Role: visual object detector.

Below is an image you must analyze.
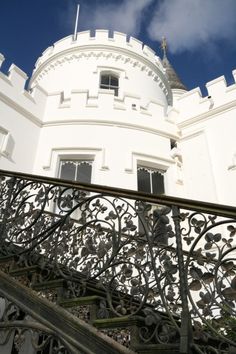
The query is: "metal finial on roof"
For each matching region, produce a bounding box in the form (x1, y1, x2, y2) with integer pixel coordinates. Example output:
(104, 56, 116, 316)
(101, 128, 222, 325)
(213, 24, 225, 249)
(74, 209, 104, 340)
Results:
(161, 37, 167, 57)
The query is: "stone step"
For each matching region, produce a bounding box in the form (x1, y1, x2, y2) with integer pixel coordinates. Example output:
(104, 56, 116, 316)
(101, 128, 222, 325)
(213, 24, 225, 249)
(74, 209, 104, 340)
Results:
(94, 316, 143, 349)
(135, 344, 179, 354)
(0, 254, 15, 263)
(59, 294, 104, 307)
(32, 278, 66, 290)
(94, 316, 143, 329)
(60, 295, 105, 323)
(9, 264, 39, 276)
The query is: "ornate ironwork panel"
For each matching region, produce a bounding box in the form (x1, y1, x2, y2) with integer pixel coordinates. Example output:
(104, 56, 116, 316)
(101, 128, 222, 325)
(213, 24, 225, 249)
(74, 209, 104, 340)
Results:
(0, 170, 236, 353)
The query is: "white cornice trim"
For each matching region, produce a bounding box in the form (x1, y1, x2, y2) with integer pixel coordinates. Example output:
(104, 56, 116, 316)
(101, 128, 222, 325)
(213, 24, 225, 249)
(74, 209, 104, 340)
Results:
(42, 146, 108, 171)
(125, 151, 174, 173)
(178, 99, 236, 129)
(180, 129, 204, 141)
(42, 118, 179, 140)
(0, 92, 42, 127)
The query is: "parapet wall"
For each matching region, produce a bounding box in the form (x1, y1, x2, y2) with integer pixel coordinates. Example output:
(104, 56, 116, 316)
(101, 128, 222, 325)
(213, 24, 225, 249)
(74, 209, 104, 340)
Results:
(43, 88, 170, 123)
(0, 52, 172, 129)
(34, 30, 163, 72)
(29, 30, 172, 107)
(0, 55, 47, 124)
(0, 49, 235, 131)
(176, 70, 236, 124)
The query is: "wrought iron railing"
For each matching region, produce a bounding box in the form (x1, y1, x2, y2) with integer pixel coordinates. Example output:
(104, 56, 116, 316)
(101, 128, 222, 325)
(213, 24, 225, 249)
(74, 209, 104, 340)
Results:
(0, 169, 236, 353)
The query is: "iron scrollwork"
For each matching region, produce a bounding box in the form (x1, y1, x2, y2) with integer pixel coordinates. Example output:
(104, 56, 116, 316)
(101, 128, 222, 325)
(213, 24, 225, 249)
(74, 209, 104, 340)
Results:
(0, 171, 236, 352)
(0, 293, 70, 353)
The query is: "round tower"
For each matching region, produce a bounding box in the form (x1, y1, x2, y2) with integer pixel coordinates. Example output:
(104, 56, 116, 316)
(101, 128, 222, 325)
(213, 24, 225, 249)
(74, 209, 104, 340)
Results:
(32, 30, 181, 196)
(30, 30, 172, 107)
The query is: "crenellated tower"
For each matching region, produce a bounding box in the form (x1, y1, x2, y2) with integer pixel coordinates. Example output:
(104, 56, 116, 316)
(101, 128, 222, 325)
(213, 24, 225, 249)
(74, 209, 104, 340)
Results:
(0, 30, 235, 205)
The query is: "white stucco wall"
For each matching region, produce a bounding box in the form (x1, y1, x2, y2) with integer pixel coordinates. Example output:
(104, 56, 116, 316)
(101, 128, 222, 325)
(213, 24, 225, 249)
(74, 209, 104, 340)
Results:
(0, 102, 40, 173)
(28, 30, 180, 196)
(176, 71, 236, 205)
(0, 60, 46, 173)
(0, 31, 235, 207)
(33, 124, 177, 193)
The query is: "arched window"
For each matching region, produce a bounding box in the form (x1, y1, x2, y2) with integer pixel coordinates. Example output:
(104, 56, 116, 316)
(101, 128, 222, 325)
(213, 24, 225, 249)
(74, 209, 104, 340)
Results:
(100, 73, 119, 96)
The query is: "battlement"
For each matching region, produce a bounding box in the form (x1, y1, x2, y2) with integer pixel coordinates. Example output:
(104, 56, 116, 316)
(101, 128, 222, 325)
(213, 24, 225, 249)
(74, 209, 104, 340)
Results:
(0, 54, 47, 123)
(34, 30, 163, 71)
(43, 88, 168, 123)
(176, 71, 236, 123)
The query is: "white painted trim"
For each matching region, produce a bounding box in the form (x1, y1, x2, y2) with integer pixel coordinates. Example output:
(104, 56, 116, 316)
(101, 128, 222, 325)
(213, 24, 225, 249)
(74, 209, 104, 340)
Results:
(125, 151, 174, 173)
(42, 147, 109, 172)
(0, 92, 42, 127)
(205, 75, 226, 88)
(178, 100, 236, 129)
(180, 128, 204, 141)
(8, 64, 28, 80)
(41, 119, 179, 140)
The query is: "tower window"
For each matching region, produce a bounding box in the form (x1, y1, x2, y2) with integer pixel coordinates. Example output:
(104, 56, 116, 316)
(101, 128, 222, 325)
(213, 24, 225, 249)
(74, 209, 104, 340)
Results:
(137, 166, 165, 195)
(59, 160, 92, 184)
(100, 74, 119, 96)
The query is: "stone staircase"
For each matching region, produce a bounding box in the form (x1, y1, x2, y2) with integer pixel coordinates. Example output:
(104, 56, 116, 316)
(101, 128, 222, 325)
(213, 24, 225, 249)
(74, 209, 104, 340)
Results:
(0, 252, 180, 354)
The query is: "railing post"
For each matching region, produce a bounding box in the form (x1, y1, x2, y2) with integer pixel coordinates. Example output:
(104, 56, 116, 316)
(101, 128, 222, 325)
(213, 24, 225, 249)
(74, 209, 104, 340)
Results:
(0, 176, 16, 243)
(172, 205, 193, 354)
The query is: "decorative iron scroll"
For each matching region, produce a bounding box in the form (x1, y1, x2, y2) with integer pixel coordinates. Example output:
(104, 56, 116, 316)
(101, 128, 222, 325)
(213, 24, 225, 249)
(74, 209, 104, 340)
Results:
(0, 171, 236, 353)
(0, 293, 70, 353)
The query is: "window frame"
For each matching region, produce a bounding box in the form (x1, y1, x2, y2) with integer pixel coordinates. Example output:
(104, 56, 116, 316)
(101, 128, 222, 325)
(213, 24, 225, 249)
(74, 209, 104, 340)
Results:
(137, 165, 165, 195)
(58, 159, 93, 184)
(100, 72, 119, 97)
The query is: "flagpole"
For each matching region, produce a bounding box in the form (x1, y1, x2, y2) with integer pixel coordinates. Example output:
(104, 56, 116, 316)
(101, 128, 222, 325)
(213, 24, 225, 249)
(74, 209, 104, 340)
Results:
(73, 4, 80, 41)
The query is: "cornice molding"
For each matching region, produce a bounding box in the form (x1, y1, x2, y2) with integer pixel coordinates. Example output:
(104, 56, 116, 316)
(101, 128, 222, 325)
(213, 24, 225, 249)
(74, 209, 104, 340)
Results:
(42, 146, 108, 171)
(125, 151, 174, 173)
(180, 129, 204, 142)
(42, 118, 179, 140)
(0, 92, 42, 127)
(29, 45, 172, 105)
(178, 99, 236, 129)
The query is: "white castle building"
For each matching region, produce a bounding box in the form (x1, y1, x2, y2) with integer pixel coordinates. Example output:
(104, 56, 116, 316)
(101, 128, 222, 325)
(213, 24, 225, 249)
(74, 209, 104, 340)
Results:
(0, 30, 236, 206)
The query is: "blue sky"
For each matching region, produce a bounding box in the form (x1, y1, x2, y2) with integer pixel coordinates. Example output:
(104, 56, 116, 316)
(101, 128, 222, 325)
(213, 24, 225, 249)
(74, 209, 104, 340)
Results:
(0, 0, 236, 95)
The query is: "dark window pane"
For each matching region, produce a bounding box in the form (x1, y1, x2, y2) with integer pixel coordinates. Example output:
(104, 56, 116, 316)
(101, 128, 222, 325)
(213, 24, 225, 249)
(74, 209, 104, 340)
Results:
(76, 163, 92, 183)
(114, 87, 119, 96)
(101, 75, 109, 85)
(60, 162, 76, 181)
(138, 169, 151, 193)
(100, 74, 119, 96)
(152, 171, 165, 194)
(110, 77, 118, 86)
